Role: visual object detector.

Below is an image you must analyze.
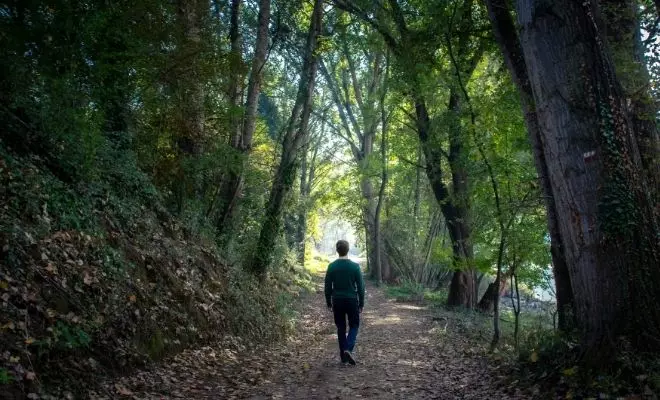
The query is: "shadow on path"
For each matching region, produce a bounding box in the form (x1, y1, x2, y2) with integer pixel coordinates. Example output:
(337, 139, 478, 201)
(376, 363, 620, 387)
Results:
(100, 279, 527, 399)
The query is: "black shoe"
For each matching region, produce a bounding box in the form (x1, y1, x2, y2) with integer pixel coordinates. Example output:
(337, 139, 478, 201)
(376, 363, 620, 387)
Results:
(343, 350, 356, 365)
(340, 352, 348, 364)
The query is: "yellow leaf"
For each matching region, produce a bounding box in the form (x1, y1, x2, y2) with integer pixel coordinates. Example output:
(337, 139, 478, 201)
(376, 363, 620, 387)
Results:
(563, 366, 577, 376)
(25, 337, 35, 345)
(530, 351, 539, 363)
(0, 280, 8, 290)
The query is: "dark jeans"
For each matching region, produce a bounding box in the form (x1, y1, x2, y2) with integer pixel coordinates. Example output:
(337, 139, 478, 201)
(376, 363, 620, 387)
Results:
(332, 298, 360, 358)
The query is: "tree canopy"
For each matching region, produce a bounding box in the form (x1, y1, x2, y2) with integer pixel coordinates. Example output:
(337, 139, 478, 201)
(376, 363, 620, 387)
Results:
(1, 0, 659, 397)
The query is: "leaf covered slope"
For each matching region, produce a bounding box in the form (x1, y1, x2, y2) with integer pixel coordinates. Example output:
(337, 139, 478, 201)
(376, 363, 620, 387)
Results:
(0, 144, 293, 398)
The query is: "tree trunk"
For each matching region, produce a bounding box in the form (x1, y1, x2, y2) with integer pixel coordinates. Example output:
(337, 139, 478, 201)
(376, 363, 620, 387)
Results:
(484, 0, 575, 331)
(511, 271, 521, 350)
(176, 0, 205, 157)
(296, 137, 318, 265)
(374, 57, 390, 285)
(478, 274, 510, 312)
(228, 0, 243, 145)
(216, 0, 271, 235)
(321, 47, 390, 281)
(414, 95, 475, 308)
(601, 0, 659, 201)
(250, 0, 322, 276)
(172, 0, 206, 213)
(360, 134, 377, 275)
(516, 0, 660, 358)
(446, 90, 476, 308)
(413, 144, 422, 256)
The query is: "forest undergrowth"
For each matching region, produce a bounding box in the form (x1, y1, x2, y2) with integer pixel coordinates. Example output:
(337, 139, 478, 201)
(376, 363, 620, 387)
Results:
(0, 143, 310, 399)
(382, 281, 660, 399)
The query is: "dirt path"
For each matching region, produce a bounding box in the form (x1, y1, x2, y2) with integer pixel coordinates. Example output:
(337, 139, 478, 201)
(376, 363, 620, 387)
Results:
(99, 280, 527, 399)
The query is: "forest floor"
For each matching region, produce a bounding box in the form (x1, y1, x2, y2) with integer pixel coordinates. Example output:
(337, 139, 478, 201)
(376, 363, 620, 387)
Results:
(95, 277, 530, 399)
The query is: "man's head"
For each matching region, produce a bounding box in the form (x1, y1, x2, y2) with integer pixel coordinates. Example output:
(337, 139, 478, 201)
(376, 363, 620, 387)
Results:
(336, 240, 349, 257)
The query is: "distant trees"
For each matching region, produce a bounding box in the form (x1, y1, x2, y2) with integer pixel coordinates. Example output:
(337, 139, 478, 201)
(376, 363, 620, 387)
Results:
(333, 0, 493, 308)
(320, 23, 391, 282)
(250, 0, 323, 275)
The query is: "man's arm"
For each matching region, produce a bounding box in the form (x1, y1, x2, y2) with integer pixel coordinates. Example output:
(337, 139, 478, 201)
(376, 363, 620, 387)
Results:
(356, 264, 365, 309)
(324, 265, 333, 308)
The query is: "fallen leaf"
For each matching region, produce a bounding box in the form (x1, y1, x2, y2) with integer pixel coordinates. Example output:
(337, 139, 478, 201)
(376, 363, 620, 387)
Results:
(115, 384, 133, 396)
(530, 351, 538, 363)
(129, 294, 136, 303)
(25, 371, 36, 380)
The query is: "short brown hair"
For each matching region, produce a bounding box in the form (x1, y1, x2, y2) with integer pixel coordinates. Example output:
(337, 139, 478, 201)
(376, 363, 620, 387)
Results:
(336, 240, 349, 256)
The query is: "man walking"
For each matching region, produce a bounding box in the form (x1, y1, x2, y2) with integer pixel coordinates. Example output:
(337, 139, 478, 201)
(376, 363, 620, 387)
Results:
(324, 240, 365, 365)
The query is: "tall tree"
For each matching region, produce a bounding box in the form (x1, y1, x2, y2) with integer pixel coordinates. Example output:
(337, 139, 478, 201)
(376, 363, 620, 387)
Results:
(320, 24, 391, 281)
(216, 0, 272, 235)
(251, 0, 323, 275)
(484, 0, 575, 331)
(295, 117, 323, 264)
(374, 52, 391, 285)
(333, 0, 487, 308)
(175, 0, 206, 157)
(515, 0, 660, 358)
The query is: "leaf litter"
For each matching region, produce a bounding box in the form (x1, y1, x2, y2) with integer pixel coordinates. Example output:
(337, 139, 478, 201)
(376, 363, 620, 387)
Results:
(96, 280, 530, 399)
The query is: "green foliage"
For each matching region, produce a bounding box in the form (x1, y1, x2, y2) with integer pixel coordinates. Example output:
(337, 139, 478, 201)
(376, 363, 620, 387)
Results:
(50, 322, 92, 350)
(385, 280, 447, 307)
(4, 0, 655, 396)
(0, 368, 11, 385)
(510, 327, 660, 398)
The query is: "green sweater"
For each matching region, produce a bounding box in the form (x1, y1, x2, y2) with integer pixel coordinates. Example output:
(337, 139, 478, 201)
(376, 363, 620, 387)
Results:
(324, 259, 365, 308)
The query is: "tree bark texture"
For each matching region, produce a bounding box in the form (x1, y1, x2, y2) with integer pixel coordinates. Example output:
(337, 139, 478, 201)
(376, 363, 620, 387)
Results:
(516, 0, 660, 356)
(251, 0, 322, 276)
(374, 58, 390, 285)
(484, 0, 575, 331)
(175, 0, 205, 157)
(445, 90, 477, 308)
(600, 0, 659, 202)
(172, 0, 206, 212)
